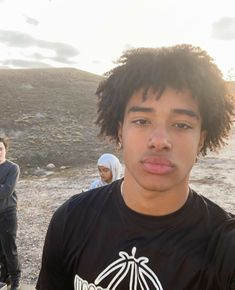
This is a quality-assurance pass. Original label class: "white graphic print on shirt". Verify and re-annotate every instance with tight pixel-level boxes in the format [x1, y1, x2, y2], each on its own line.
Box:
[74, 247, 163, 290]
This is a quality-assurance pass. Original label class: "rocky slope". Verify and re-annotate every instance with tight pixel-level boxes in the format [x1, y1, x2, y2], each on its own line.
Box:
[0, 68, 119, 176]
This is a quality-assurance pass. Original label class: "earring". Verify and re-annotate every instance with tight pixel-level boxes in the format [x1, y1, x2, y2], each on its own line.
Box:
[118, 141, 123, 150]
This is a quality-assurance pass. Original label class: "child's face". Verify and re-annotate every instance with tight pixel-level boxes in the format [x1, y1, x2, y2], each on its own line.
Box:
[98, 165, 113, 183]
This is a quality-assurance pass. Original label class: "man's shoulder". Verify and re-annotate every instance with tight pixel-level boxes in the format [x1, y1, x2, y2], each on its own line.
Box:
[193, 190, 234, 219]
[54, 180, 120, 222]
[47, 180, 121, 242]
[216, 217, 235, 242]
[209, 217, 235, 284]
[206, 214, 235, 255]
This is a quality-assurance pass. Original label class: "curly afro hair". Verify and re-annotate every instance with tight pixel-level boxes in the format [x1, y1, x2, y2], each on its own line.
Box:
[96, 44, 234, 155]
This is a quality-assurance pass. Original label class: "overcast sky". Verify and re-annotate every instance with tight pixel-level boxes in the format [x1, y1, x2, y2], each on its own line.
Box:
[0, 0, 235, 79]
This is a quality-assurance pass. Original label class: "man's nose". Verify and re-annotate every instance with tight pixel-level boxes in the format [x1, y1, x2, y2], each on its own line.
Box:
[147, 126, 172, 151]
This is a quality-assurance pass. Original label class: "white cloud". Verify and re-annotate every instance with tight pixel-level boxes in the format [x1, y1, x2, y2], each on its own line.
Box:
[0, 0, 234, 76]
[0, 30, 79, 66]
[25, 15, 39, 26]
[212, 17, 235, 40]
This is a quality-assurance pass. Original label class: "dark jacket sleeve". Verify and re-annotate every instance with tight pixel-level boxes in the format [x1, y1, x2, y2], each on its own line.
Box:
[0, 163, 19, 199]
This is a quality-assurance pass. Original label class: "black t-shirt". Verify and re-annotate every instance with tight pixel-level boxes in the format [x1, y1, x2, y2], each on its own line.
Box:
[36, 179, 235, 290]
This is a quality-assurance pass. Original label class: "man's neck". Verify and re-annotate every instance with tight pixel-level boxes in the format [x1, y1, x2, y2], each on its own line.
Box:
[121, 176, 190, 216]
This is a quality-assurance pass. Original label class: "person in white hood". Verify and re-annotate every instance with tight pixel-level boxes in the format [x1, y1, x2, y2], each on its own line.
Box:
[89, 153, 122, 189]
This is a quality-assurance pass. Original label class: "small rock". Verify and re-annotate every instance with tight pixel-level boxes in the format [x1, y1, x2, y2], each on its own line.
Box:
[60, 165, 69, 170]
[46, 163, 55, 169]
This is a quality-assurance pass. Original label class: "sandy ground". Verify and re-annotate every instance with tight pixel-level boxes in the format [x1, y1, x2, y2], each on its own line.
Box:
[16, 127, 235, 286]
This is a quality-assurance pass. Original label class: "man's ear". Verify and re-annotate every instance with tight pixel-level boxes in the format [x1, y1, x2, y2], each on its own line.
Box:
[198, 130, 207, 153]
[118, 122, 123, 143]
[117, 122, 123, 149]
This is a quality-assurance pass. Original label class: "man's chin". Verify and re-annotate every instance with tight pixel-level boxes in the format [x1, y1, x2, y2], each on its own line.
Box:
[137, 178, 173, 193]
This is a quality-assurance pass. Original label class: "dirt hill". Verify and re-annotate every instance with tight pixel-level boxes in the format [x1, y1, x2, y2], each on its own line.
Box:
[0, 68, 119, 175]
[1, 69, 234, 176]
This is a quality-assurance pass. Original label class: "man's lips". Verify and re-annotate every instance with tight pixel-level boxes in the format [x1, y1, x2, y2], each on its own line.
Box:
[141, 157, 174, 175]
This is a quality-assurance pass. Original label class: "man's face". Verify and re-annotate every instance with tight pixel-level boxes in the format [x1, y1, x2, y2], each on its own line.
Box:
[0, 142, 7, 164]
[118, 87, 205, 194]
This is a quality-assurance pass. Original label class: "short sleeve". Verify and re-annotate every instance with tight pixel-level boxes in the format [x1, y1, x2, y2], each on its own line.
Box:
[36, 203, 73, 290]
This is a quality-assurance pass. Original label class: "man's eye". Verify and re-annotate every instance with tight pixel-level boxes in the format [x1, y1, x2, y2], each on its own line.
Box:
[174, 123, 192, 129]
[132, 119, 149, 125]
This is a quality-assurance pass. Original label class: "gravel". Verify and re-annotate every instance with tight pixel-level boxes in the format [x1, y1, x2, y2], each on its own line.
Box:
[17, 166, 98, 285]
[16, 129, 235, 285]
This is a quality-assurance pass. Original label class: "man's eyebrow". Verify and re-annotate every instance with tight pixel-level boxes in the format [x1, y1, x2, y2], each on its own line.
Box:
[127, 106, 199, 119]
[173, 108, 199, 119]
[127, 106, 154, 114]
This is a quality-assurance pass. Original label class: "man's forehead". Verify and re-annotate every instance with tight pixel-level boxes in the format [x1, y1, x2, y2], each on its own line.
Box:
[128, 86, 195, 104]
[125, 86, 200, 118]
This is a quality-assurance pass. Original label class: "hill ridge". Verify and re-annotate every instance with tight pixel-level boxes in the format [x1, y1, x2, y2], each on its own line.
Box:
[0, 68, 118, 175]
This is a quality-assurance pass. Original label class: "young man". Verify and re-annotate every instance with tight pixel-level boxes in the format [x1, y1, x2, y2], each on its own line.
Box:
[0, 137, 21, 290]
[36, 44, 235, 290]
